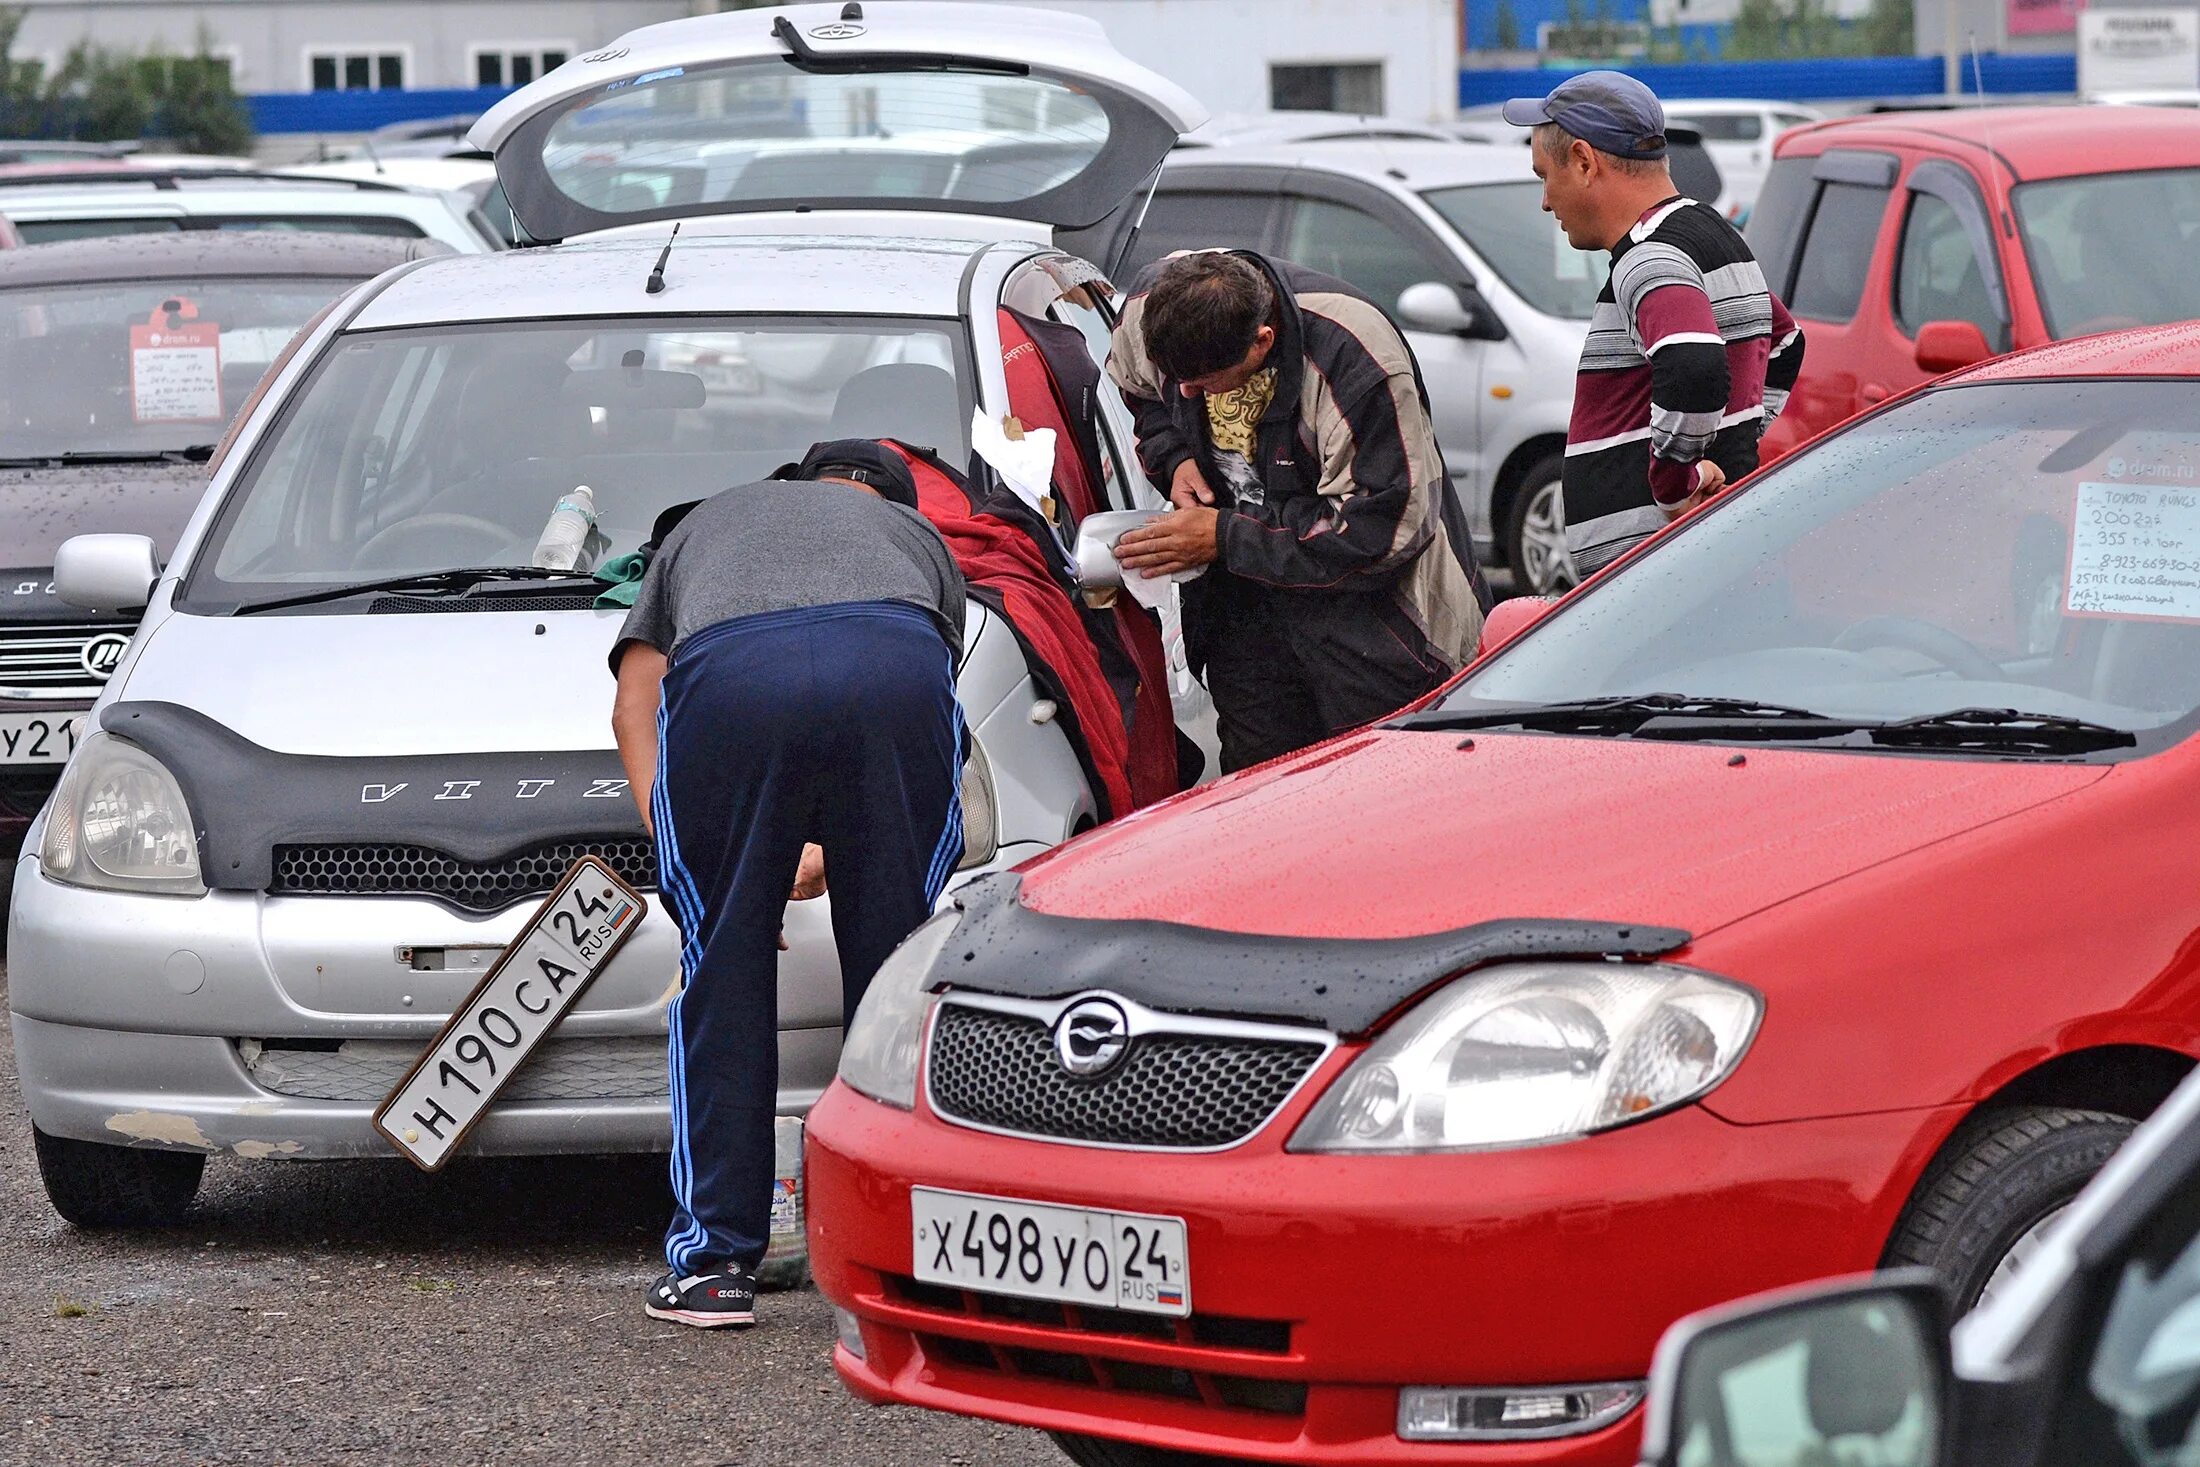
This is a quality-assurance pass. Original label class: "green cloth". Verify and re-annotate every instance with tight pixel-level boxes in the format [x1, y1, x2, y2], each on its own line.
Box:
[593, 551, 649, 610]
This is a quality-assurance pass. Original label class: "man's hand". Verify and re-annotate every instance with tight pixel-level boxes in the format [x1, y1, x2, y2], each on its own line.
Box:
[1170, 459, 1216, 509]
[1117, 506, 1220, 577]
[790, 843, 827, 902]
[1661, 459, 1730, 521]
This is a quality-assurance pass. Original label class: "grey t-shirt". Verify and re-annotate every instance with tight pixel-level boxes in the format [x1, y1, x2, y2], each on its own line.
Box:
[611, 479, 966, 671]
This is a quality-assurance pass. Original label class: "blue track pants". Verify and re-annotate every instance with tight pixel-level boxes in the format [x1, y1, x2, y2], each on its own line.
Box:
[652, 600, 962, 1275]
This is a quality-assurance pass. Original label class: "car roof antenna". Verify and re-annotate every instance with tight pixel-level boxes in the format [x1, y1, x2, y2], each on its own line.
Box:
[645, 221, 681, 295]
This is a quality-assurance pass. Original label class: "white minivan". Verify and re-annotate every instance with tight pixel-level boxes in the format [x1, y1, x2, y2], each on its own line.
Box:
[8, 1, 1215, 1226]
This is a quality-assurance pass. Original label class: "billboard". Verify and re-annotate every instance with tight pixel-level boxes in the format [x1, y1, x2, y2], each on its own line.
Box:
[2078, 7, 2200, 92]
[2007, 0, 2080, 37]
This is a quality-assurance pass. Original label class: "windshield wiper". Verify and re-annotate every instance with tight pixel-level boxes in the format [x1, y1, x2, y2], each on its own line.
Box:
[1389, 692, 1834, 735]
[0, 445, 218, 468]
[231, 566, 593, 616]
[1868, 707, 2137, 754]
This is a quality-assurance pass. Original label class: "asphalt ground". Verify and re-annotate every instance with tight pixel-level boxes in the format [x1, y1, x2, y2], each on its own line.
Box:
[0, 965, 1066, 1467]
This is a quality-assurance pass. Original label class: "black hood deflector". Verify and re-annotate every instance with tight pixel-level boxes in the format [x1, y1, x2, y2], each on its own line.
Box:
[940, 874, 1691, 1035]
[102, 701, 641, 890]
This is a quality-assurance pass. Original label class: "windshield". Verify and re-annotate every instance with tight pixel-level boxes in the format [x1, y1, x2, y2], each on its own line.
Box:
[1440, 379, 2200, 753]
[0, 275, 364, 458]
[2016, 169, 2200, 338]
[1422, 180, 1608, 319]
[181, 314, 968, 606]
[536, 63, 1108, 219]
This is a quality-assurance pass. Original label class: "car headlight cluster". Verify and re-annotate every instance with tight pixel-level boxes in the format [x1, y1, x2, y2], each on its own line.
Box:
[38, 731, 205, 897]
[837, 909, 960, 1109]
[1291, 963, 1761, 1153]
[954, 741, 998, 872]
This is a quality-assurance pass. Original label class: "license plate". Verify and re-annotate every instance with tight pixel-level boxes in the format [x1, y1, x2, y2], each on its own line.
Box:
[0, 710, 82, 765]
[373, 857, 647, 1171]
[911, 1186, 1191, 1317]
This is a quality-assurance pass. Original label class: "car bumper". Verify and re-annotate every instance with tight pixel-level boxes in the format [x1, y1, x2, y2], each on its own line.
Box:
[806, 1082, 1939, 1464]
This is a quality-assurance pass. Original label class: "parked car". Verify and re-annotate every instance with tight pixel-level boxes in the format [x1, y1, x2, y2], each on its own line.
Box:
[1746, 105, 2200, 463]
[1638, 1057, 2200, 1467]
[1658, 100, 1824, 215]
[1063, 139, 1596, 591]
[353, 113, 488, 160]
[806, 319, 2200, 1466]
[0, 231, 451, 904]
[8, 1, 1216, 1227]
[1174, 110, 1461, 150]
[279, 157, 521, 246]
[0, 167, 503, 252]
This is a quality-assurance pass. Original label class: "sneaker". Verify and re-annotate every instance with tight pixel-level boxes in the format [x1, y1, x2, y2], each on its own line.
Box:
[644, 1268, 758, 1329]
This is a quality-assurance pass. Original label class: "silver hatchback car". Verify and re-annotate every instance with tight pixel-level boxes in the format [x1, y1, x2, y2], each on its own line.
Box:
[8, 2, 1212, 1225]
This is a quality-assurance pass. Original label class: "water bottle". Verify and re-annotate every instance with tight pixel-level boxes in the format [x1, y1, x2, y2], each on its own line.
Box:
[531, 484, 597, 571]
[757, 1114, 809, 1290]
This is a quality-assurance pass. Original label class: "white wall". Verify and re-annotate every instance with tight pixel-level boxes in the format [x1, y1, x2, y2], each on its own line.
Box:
[5, 0, 690, 92]
[968, 0, 1464, 121]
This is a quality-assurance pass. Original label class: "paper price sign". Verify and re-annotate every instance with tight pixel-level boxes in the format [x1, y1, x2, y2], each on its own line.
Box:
[2067, 480, 2200, 623]
[373, 857, 647, 1171]
[130, 318, 224, 424]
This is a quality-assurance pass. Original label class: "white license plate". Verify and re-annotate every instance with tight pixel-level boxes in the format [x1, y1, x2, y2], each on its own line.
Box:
[912, 1187, 1191, 1317]
[0, 710, 82, 765]
[373, 857, 647, 1171]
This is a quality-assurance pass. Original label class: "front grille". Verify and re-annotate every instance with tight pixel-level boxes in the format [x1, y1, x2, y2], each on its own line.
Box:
[0, 620, 123, 699]
[927, 1002, 1326, 1149]
[238, 1036, 665, 1102]
[887, 1276, 1305, 1420]
[269, 837, 657, 913]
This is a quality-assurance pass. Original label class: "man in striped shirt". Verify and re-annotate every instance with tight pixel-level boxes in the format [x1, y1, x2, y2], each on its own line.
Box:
[1504, 72, 1805, 575]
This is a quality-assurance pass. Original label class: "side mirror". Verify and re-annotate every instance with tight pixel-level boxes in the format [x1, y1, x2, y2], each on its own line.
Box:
[1914, 320, 1995, 375]
[1071, 507, 1168, 592]
[54, 533, 159, 613]
[1397, 280, 1480, 336]
[1637, 1270, 1952, 1467]
[1476, 595, 1559, 658]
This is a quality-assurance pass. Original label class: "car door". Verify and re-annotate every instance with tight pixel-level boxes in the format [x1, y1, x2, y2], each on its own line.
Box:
[1748, 148, 1902, 461]
[1274, 178, 1490, 544]
[1890, 159, 2013, 385]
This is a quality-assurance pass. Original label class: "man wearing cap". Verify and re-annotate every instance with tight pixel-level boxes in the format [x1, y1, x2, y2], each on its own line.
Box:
[609, 441, 965, 1330]
[1504, 71, 1805, 575]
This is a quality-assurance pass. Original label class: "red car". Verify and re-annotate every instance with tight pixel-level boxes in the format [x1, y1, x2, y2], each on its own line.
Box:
[808, 322, 2200, 1466]
[1748, 105, 2200, 463]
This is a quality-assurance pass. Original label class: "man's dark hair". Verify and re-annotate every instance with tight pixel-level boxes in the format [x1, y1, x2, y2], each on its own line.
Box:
[1142, 252, 1275, 382]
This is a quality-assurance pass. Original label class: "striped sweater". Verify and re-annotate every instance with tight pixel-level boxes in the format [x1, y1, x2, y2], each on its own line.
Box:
[1565, 196, 1805, 574]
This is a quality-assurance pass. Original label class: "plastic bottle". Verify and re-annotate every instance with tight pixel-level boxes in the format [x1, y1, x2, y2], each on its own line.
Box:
[531, 484, 597, 571]
[757, 1114, 809, 1290]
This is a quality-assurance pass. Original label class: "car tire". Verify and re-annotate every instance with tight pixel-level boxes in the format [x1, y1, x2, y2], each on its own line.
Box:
[32, 1125, 205, 1228]
[1502, 456, 1577, 596]
[1051, 1433, 1258, 1467]
[1884, 1104, 2135, 1311]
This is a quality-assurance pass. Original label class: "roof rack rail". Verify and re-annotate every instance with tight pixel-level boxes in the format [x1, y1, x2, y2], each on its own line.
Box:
[0, 167, 413, 193]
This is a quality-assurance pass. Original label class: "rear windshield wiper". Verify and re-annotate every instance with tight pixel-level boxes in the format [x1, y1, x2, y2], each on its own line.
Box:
[0, 445, 217, 468]
[1868, 707, 2137, 754]
[1389, 693, 1835, 735]
[231, 566, 595, 616]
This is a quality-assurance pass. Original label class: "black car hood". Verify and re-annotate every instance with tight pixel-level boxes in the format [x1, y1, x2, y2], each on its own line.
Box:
[939, 873, 1690, 1035]
[0, 461, 205, 621]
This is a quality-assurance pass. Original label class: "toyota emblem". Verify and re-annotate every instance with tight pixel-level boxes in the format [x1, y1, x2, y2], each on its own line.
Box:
[808, 22, 866, 39]
[1053, 998, 1130, 1078]
[79, 631, 128, 681]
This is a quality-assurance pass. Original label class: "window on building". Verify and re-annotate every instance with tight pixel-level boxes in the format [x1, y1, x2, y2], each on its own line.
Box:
[1269, 63, 1384, 115]
[310, 51, 404, 91]
[1787, 180, 1892, 323]
[475, 47, 570, 88]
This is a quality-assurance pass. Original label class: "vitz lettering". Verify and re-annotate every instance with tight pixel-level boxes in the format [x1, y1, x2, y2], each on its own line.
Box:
[356, 779, 625, 804]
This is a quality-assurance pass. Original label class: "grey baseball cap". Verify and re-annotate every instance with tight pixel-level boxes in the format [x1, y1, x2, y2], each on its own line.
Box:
[1501, 71, 1668, 160]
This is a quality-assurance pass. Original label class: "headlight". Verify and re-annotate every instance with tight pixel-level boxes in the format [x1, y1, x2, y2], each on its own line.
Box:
[955, 740, 999, 871]
[837, 910, 960, 1108]
[38, 731, 205, 896]
[1291, 962, 1759, 1153]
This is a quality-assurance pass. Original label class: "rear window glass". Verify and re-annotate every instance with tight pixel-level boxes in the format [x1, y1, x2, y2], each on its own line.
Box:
[16, 217, 184, 244]
[1787, 180, 1891, 322]
[1745, 158, 1820, 300]
[1671, 112, 1764, 142]
[538, 64, 1109, 216]
[1119, 191, 1273, 277]
[14, 215, 424, 245]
